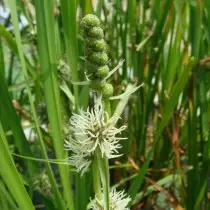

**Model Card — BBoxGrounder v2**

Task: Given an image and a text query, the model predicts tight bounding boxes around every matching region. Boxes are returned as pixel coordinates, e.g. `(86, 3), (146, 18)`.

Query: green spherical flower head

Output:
(86, 61), (99, 74)
(88, 52), (108, 65)
(101, 83), (114, 98)
(86, 39), (106, 52)
(90, 79), (104, 91)
(81, 14), (100, 29)
(95, 65), (109, 78)
(87, 27), (104, 39)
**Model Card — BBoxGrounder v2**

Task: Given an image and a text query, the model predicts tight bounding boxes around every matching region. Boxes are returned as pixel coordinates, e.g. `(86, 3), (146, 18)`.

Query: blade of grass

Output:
(128, 57), (195, 204)
(0, 24), (34, 76)
(0, 70), (36, 174)
(0, 123), (34, 210)
(7, 0), (67, 209)
(35, 1), (74, 209)
(127, 152), (151, 205)
(0, 38), (5, 78)
(60, 0), (79, 111)
(187, 2), (203, 209)
(0, 178), (17, 209)
(155, 57), (195, 140)
(0, 24), (18, 54)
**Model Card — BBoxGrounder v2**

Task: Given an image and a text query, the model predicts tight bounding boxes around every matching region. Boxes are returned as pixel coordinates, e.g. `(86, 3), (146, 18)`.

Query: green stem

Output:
(103, 98), (111, 116)
(95, 147), (110, 210)
(92, 155), (102, 197)
(92, 95), (111, 209)
(103, 97), (111, 187)
(101, 97), (112, 210)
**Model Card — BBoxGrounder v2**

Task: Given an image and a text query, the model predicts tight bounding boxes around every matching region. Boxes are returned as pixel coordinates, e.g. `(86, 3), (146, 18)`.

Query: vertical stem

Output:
(92, 155), (102, 197)
(95, 147), (110, 210)
(103, 98), (111, 116)
(103, 98), (111, 187)
(99, 97), (111, 210)
(91, 95), (111, 210)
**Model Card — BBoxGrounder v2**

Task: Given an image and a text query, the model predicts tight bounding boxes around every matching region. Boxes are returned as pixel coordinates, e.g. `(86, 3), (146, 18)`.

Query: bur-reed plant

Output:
(64, 14), (134, 210)
(1, 0), (210, 210)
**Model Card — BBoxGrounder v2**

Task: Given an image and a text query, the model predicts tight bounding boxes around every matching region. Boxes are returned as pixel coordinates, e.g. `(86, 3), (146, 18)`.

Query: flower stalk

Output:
(65, 14), (131, 210)
(92, 154), (102, 197)
(95, 147), (110, 210)
(81, 14), (115, 210)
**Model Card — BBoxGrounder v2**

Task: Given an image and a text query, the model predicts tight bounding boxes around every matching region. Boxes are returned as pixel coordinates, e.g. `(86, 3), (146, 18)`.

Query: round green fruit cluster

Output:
(81, 14), (113, 98)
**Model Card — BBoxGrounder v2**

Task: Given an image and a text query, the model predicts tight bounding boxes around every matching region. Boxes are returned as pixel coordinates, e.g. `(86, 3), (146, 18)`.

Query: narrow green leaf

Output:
(96, 148), (110, 210)
(0, 38), (5, 78)
(128, 152), (151, 203)
(0, 70), (36, 174)
(0, 123), (34, 210)
(155, 57), (195, 140)
(35, 1), (74, 209)
(60, 0), (79, 110)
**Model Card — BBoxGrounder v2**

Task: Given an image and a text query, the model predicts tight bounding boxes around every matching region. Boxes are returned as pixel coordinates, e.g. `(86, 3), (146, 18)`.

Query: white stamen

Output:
(89, 188), (131, 210)
(64, 99), (126, 175)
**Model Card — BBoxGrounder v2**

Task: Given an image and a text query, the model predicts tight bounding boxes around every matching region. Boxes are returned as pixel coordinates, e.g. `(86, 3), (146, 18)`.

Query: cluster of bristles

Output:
(81, 14), (114, 98)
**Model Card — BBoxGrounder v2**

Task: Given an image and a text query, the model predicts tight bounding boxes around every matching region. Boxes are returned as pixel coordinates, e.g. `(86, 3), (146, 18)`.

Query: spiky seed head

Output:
(88, 52), (108, 65)
(86, 39), (106, 52)
(95, 65), (109, 78)
(81, 14), (100, 29)
(86, 61), (99, 74)
(101, 83), (114, 98)
(87, 27), (104, 38)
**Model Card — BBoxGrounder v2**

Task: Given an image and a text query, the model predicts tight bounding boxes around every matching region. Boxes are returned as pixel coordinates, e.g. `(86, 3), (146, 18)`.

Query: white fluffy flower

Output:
(64, 100), (126, 174)
(90, 189), (131, 210)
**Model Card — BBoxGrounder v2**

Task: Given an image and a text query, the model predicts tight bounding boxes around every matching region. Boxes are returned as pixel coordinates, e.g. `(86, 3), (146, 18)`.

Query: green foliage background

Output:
(0, 0), (210, 209)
